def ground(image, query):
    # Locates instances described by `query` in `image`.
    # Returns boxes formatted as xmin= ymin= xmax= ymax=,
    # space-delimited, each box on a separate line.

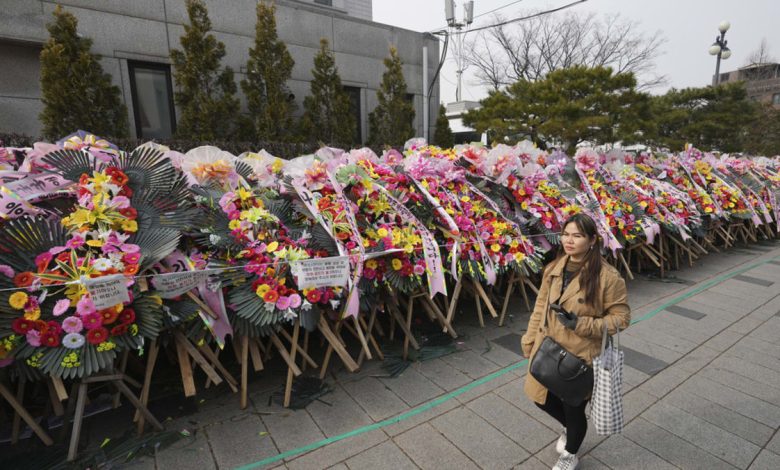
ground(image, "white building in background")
xmin=445 ymin=100 xmax=485 ymax=144
xmin=0 ymin=0 xmax=440 ymax=143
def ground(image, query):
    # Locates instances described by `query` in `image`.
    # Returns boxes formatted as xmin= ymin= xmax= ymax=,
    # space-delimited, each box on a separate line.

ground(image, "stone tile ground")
xmin=16 ymin=242 xmax=780 ymax=469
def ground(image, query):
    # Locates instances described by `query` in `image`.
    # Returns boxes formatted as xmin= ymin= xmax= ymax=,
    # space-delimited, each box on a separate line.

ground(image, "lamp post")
xmin=445 ymin=0 xmax=474 ymax=102
xmin=708 ymin=21 xmax=732 ymax=86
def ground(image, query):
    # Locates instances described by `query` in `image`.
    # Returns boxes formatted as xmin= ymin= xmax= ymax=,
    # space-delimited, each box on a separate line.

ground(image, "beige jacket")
xmin=521 ymin=255 xmax=631 ymax=404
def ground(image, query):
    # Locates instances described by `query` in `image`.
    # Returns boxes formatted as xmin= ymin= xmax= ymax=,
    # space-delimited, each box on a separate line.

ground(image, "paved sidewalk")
xmin=126 ymin=242 xmax=780 ymax=470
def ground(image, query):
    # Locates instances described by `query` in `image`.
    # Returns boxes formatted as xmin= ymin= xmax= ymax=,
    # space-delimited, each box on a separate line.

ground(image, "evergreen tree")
xmin=170 ymin=0 xmax=238 ymax=140
xmin=300 ymin=39 xmax=356 ymax=144
xmin=433 ymin=104 xmax=454 ymax=148
xmin=369 ymin=47 xmax=415 ymax=146
xmin=39 ymin=5 xmax=128 ymax=139
xmin=463 ymin=66 xmax=652 ymax=148
xmin=241 ymin=2 xmax=295 ymax=141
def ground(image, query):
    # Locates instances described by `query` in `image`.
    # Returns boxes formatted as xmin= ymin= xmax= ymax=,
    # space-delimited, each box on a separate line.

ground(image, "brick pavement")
xmin=120 ymin=241 xmax=780 ymax=469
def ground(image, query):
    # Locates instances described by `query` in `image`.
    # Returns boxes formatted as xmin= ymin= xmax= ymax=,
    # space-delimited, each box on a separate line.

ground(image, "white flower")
xmin=209 ymin=234 xmax=222 ymax=245
xmin=283 ymin=309 xmax=298 ymax=321
xmin=301 ymin=300 xmax=312 ymax=311
xmin=63 ymin=333 xmax=85 ymax=349
xmin=92 ymin=258 xmax=112 ymax=271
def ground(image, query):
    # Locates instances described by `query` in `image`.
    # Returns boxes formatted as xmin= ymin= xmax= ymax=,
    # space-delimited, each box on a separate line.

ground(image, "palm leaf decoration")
xmin=234 ymin=160 xmax=255 ymax=183
xmin=310 ymin=224 xmax=339 ymax=256
xmin=41 ymin=149 xmax=101 ymax=182
xmin=133 ymin=174 xmax=198 ymax=231
xmin=0 ymin=217 xmax=69 ymax=272
xmin=116 ymin=146 xmax=178 ymax=195
xmin=229 ymin=283 xmax=283 ymax=327
xmin=129 ymin=228 xmax=181 ymax=272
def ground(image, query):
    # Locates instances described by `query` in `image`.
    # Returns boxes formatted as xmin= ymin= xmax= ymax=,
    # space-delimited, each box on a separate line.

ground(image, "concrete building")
xmin=445 ymin=100 xmax=483 ymax=144
xmin=718 ymin=63 xmax=780 ymax=108
xmin=0 ymin=0 xmax=440 ymax=143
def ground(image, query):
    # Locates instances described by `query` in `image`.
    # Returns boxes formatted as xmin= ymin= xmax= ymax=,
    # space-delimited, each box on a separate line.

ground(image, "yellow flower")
xmin=461 ymin=196 xmax=471 ymax=203
xmin=24 ymin=308 xmax=41 ymax=321
xmin=491 ymin=243 xmax=501 ymax=253
xmin=228 ymin=219 xmax=242 ymax=230
xmin=86 ymin=239 xmax=103 ymax=247
xmin=121 ymin=219 xmax=138 ymax=232
xmin=377 ymin=228 xmax=389 ymax=238
xmin=256 ymin=284 xmax=270 ymax=297
xmin=9 ymin=292 xmax=28 ymax=310
xmin=237 ymin=187 xmax=252 ymax=200
xmin=514 ymin=252 xmax=526 ymax=263
xmin=404 ymin=244 xmax=414 ymax=254
xmin=366 ymin=259 xmax=378 ymax=270
xmin=272 ymin=159 xmax=284 ymax=173
xmin=391 ymin=259 xmax=403 ymax=270
xmin=266 ymin=241 xmax=279 ymax=252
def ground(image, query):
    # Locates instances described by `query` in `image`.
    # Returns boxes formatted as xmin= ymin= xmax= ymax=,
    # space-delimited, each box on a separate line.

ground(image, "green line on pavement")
xmin=236 ymin=254 xmax=779 ymax=470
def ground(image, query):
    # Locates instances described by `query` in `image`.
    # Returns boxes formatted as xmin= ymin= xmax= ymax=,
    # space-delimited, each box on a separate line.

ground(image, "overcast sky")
xmin=374 ymin=0 xmax=780 ymax=104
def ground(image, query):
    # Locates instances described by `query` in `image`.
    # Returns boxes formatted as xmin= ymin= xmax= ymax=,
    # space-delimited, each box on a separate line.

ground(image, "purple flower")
xmin=53 ymin=299 xmax=71 ymax=316
xmin=288 ymin=294 xmax=302 ymax=309
xmin=26 ymin=330 xmax=41 ymax=347
xmin=276 ymin=296 xmax=291 ymax=310
xmin=66 ymin=234 xmax=85 ymax=249
xmin=62 ymin=316 xmax=83 ymax=333
xmin=77 ymin=297 xmax=96 ymax=316
xmin=0 ymin=264 xmax=14 ymax=278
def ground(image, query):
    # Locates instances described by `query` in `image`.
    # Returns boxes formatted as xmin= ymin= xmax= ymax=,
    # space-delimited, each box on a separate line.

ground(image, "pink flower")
xmin=53 ymin=299 xmax=70 ymax=316
xmin=66 ymin=234 xmax=85 ymax=249
xmin=62 ymin=316 xmax=83 ymax=333
xmin=276 ymin=296 xmax=291 ymax=310
xmin=35 ymin=252 xmax=53 ymax=269
xmin=120 ymin=243 xmax=140 ymax=253
xmin=77 ymin=297 xmax=96 ymax=316
xmin=288 ymin=294 xmax=302 ymax=309
xmin=49 ymin=245 xmax=66 ymax=255
xmin=111 ymin=195 xmax=131 ymax=209
xmin=363 ymin=268 xmax=376 ymax=280
xmin=228 ymin=210 xmax=241 ymax=220
xmin=81 ymin=312 xmax=102 ymax=330
xmin=413 ymin=264 xmax=425 ymax=276
xmin=26 ymin=330 xmax=41 ymax=347
xmin=123 ymin=252 xmax=141 ymax=264
xmin=0 ymin=264 xmax=13 ymax=278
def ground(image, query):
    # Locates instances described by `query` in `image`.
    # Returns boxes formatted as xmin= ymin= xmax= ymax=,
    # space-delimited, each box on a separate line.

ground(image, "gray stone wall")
xmin=0 ymin=0 xmax=439 ymax=143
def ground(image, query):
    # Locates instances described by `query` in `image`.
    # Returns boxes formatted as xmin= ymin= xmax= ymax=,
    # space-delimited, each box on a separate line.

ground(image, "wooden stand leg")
xmin=403 ymin=293 xmax=414 ymax=360
xmin=444 ymin=277 xmax=464 ymax=332
xmin=67 ymin=383 xmax=89 ymax=461
xmin=112 ymin=350 xmax=130 ymax=409
xmin=240 ymin=335 xmax=249 ymax=410
xmin=175 ymin=335 xmax=197 ymax=397
xmin=198 ymin=344 xmax=239 ymax=392
xmin=472 ymin=280 xmax=498 ymax=318
xmin=136 ymin=339 xmax=159 ymax=435
xmin=498 ymin=272 xmax=515 ymax=327
xmin=0 ymin=382 xmax=53 ymax=446
xmin=351 ymin=315 xmax=372 ymax=361
xmin=386 ymin=301 xmax=420 ymax=351
xmin=11 ymin=377 xmax=26 ymax=444
xmin=301 ymin=331 xmax=310 ymax=372
xmin=421 ymin=296 xmax=457 ymax=338
xmin=47 ymin=379 xmax=65 ymax=417
xmin=318 ymin=317 xmax=359 ymax=378
xmin=280 ymin=329 xmax=317 ymax=369
xmin=283 ymin=321 xmax=300 ymax=408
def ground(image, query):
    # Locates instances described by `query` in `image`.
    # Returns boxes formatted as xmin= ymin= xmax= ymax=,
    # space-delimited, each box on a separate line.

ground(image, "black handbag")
xmin=529 ymin=291 xmax=593 ymax=406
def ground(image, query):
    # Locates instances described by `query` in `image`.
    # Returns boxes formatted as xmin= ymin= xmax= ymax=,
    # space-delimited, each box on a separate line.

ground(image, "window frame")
xmin=127 ymin=60 xmax=177 ymax=139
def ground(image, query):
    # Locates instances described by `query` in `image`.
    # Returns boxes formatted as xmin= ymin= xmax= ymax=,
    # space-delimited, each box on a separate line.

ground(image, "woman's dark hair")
xmin=558 ymin=213 xmax=603 ymax=307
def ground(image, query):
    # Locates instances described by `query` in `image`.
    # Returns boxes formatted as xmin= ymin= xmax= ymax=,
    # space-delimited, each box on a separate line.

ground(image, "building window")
xmin=343 ymin=86 xmax=362 ymax=144
xmin=128 ymin=61 xmax=176 ymax=139
xmin=773 ymin=93 xmax=780 ymax=105
xmin=314 ymin=0 xmax=333 ymax=6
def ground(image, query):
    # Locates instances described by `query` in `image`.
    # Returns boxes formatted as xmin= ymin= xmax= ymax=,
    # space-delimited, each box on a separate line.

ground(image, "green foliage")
xmin=39 ymin=5 xmax=128 ymax=140
xmin=240 ymin=2 xmax=296 ymax=141
xmin=463 ymin=66 xmax=652 ymax=149
xmin=170 ymin=0 xmax=239 ymax=140
xmin=369 ymin=47 xmax=415 ymax=147
xmin=300 ymin=38 xmax=356 ymax=144
xmin=648 ymin=82 xmax=759 ymax=152
xmin=433 ymin=104 xmax=454 ymax=148
xmin=744 ymin=103 xmax=780 ymax=156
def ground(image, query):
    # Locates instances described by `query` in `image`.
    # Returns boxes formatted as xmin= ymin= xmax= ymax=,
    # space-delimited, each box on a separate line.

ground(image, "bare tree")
xmin=745 ymin=38 xmax=775 ymax=66
xmin=465 ymin=11 xmax=666 ymax=90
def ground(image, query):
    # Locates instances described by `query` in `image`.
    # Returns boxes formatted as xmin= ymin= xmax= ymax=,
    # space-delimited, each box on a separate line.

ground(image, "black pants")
xmin=535 ymin=392 xmax=589 ymax=454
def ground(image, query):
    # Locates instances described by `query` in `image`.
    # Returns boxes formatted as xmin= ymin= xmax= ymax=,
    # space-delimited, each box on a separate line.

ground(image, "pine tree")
xmin=170 ymin=0 xmax=238 ymax=140
xmin=299 ymin=39 xmax=356 ymax=145
xmin=433 ymin=104 xmax=454 ymax=148
xmin=369 ymin=47 xmax=415 ymax=146
xmin=240 ymin=2 xmax=295 ymax=141
xmin=39 ymin=5 xmax=128 ymax=139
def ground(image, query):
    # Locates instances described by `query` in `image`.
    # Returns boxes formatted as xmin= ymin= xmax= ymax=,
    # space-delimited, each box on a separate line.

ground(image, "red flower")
xmin=11 ymin=318 xmax=35 ymax=335
xmin=100 ymin=308 xmax=120 ymax=325
xmin=263 ymin=290 xmax=280 ymax=303
xmin=118 ymin=308 xmax=135 ymax=325
xmin=41 ymin=330 xmax=61 ymax=347
xmin=13 ymin=271 xmax=34 ymax=288
xmin=119 ymin=207 xmax=138 ymax=220
xmin=56 ymin=251 xmax=71 ymax=263
xmin=110 ymin=324 xmax=128 ymax=336
xmin=79 ymin=174 xmax=90 ymax=185
xmin=119 ymin=185 xmax=133 ymax=198
xmin=45 ymin=321 xmax=62 ymax=335
xmin=86 ymin=327 xmax=109 ymax=345
xmin=305 ymin=289 xmax=322 ymax=303
xmin=106 ymin=167 xmax=129 ymax=186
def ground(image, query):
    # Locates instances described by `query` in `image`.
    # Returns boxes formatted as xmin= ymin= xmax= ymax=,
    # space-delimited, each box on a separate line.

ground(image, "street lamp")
xmin=708 ymin=21 xmax=732 ymax=86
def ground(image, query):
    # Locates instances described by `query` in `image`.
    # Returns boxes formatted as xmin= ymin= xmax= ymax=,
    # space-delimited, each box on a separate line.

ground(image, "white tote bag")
xmin=590 ymin=318 xmax=624 ymax=435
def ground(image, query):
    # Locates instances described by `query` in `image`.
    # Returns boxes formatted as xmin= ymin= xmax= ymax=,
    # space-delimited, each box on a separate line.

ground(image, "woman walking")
xmin=521 ymin=213 xmax=630 ymax=470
